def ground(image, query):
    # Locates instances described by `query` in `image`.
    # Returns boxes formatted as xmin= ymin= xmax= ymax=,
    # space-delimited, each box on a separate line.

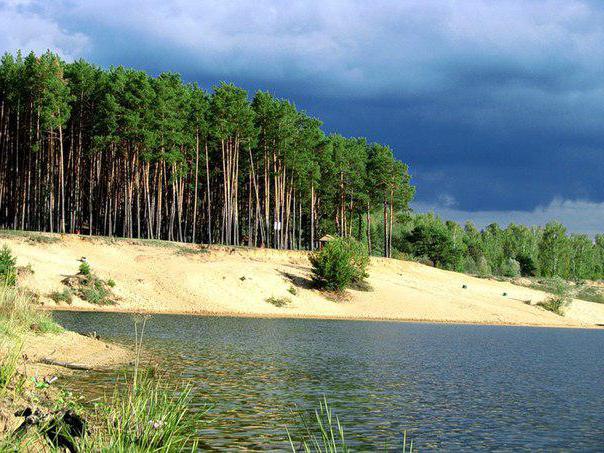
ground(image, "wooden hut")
xmin=318 ymin=234 xmax=336 ymax=249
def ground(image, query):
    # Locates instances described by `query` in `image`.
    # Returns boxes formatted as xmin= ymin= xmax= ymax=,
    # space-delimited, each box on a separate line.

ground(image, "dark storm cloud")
xmin=1 ymin=0 xmax=604 ymax=229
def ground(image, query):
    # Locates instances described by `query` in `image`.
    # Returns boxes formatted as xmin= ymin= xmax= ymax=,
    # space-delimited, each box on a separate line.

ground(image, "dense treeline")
xmin=394 ymin=215 xmax=604 ymax=281
xmin=1 ymin=51 xmax=603 ymax=281
xmin=0 ymin=51 xmax=413 ymax=255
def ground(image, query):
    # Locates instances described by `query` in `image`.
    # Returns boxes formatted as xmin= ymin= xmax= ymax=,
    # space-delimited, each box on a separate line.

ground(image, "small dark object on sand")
xmin=462 ymin=284 xmax=467 ymax=289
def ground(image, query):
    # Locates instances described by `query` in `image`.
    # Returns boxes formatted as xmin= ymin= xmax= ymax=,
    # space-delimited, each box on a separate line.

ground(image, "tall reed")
xmin=288 ymin=397 xmax=414 ymax=452
xmin=65 ymin=316 xmax=209 ymax=451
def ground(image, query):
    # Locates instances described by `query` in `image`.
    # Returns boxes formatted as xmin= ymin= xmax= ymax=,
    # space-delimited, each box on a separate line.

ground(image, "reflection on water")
xmin=52 ymin=312 xmax=604 ymax=450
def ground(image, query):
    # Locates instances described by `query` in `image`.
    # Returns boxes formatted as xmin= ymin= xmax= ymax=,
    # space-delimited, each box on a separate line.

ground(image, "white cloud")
xmin=413 ymin=198 xmax=604 ymax=236
xmin=0 ymin=1 xmax=89 ymax=60
xmin=12 ymin=0 xmax=595 ymax=138
xmin=33 ymin=1 xmax=604 ymax=95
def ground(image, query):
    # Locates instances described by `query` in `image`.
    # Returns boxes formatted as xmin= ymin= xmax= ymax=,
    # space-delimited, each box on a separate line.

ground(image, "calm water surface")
xmin=52 ymin=312 xmax=604 ymax=451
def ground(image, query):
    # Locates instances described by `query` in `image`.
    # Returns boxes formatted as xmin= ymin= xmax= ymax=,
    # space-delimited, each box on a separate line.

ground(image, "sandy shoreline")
xmin=44 ymin=304 xmax=604 ymax=330
xmin=21 ymin=330 xmax=133 ymax=378
xmin=3 ymin=232 xmax=604 ymax=329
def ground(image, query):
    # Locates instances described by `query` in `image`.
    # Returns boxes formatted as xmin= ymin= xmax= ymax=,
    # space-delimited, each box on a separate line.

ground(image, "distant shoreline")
xmin=45 ymin=305 xmax=604 ymax=330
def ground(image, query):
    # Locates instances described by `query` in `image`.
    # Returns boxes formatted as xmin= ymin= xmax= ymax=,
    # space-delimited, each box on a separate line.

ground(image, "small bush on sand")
xmin=26 ymin=234 xmax=60 ymax=245
xmin=310 ymin=238 xmax=369 ymax=292
xmin=62 ymin=263 xmax=117 ymax=305
xmin=79 ymin=278 xmax=113 ymax=305
xmin=49 ymin=288 xmax=73 ymax=305
xmin=534 ymin=277 xmax=572 ymax=316
xmin=266 ymin=296 xmax=291 ymax=307
xmin=78 ymin=262 xmax=91 ymax=276
xmin=287 ymin=285 xmax=297 ymax=296
xmin=176 ymin=246 xmax=208 ymax=256
xmin=0 ymin=245 xmax=17 ymax=287
xmin=537 ymin=296 xmax=569 ymax=316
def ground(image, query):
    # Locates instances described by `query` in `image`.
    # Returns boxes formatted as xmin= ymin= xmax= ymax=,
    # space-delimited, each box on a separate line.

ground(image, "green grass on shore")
xmin=0 ymin=286 xmax=63 ymax=338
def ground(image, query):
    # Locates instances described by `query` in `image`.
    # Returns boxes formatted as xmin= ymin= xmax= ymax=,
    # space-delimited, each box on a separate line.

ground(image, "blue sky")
xmin=2 ymin=0 xmax=604 ymax=234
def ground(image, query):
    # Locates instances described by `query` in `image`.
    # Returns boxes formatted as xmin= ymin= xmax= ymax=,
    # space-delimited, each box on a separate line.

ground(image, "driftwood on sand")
xmin=38 ymin=357 xmax=101 ymax=371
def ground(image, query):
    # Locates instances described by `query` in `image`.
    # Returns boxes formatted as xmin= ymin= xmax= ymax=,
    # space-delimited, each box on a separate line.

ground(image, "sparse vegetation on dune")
xmin=49 ymin=288 xmax=73 ymax=305
xmin=59 ymin=262 xmax=118 ymax=306
xmin=574 ymin=284 xmax=604 ymax=304
xmin=530 ymin=277 xmax=572 ymax=316
xmin=266 ymin=296 xmax=291 ymax=307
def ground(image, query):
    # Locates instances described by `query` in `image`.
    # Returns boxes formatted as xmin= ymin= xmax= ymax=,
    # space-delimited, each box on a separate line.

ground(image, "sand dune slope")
xmin=4 ymin=233 xmax=604 ymax=328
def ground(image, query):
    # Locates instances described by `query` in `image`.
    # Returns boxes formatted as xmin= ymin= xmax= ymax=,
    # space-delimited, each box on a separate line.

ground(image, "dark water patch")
xmin=52 ymin=312 xmax=604 ymax=450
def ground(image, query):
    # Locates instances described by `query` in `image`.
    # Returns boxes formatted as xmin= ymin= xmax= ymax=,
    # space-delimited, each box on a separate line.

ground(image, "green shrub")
xmin=537 ymin=296 xmax=569 ymax=316
xmin=266 ymin=296 xmax=291 ymax=307
xmin=476 ymin=256 xmax=492 ymax=278
xmin=533 ymin=277 xmax=572 ymax=315
xmin=176 ymin=246 xmax=208 ymax=256
xmin=26 ymin=234 xmax=60 ymax=245
xmin=78 ymin=262 xmax=91 ymax=276
xmin=107 ymin=278 xmax=116 ymax=288
xmin=310 ymin=237 xmax=369 ymax=292
xmin=287 ymin=285 xmax=297 ymax=296
xmin=0 ymin=245 xmax=17 ymax=287
xmin=500 ymin=258 xmax=521 ymax=278
xmin=62 ymin=271 xmax=117 ymax=305
xmin=49 ymin=288 xmax=73 ymax=304
xmin=462 ymin=256 xmax=478 ymax=275
xmin=80 ymin=279 xmax=112 ymax=305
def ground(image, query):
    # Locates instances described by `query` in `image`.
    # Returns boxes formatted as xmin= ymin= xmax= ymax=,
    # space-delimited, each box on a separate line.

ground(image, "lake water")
xmin=52 ymin=312 xmax=604 ymax=451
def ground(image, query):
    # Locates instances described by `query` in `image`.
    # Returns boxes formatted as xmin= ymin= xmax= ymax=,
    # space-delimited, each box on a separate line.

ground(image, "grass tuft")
xmin=0 ymin=340 xmax=22 ymax=395
xmin=537 ymin=296 xmax=569 ymax=316
xmin=49 ymin=288 xmax=73 ymax=305
xmin=0 ymin=286 xmax=63 ymax=337
xmin=288 ymin=397 xmax=348 ymax=452
xmin=176 ymin=246 xmax=208 ymax=256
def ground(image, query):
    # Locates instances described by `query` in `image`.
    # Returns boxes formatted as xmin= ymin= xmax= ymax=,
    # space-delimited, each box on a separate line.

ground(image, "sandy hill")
xmin=4 ymin=232 xmax=604 ymax=328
